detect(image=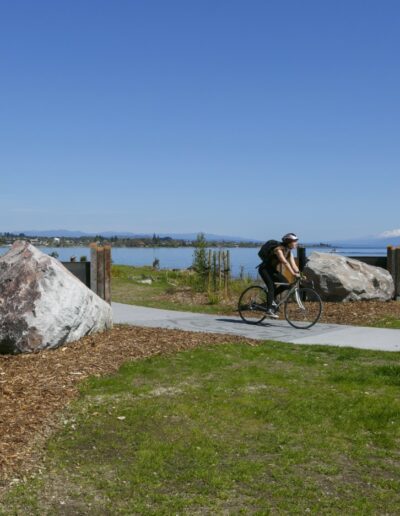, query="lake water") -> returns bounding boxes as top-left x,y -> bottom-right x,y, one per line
0,245 -> 388,278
